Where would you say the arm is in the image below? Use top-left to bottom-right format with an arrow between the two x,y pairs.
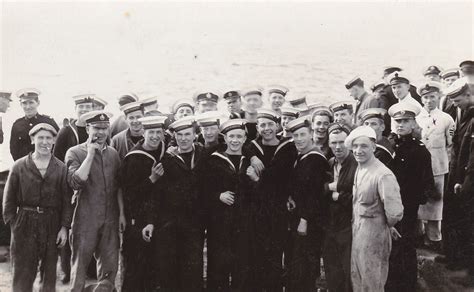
2,164 -> 20,225
445,116 -> 455,161
378,173 -> 403,227
60,166 -> 73,228
9,123 -> 20,161
65,146 -> 96,190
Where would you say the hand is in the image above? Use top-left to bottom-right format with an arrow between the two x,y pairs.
166,146 -> 178,155
149,162 -> 164,183
297,219 -> 307,236
119,214 -> 126,233
142,224 -> 154,242
332,192 -> 340,201
250,156 -> 265,176
86,136 -> 102,155
56,227 -> 68,248
328,182 -> 337,192
220,191 -> 235,206
246,166 -> 259,182
390,227 -> 402,240
287,196 -> 296,212
454,183 -> 462,195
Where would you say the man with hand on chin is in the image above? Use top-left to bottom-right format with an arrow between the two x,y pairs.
347,126 -> 403,292
286,116 -> 329,292
3,123 -> 72,291
65,110 -> 125,292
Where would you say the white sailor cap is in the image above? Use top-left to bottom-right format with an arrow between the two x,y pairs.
16,88 -> 41,100
344,126 -> 376,148
287,95 -> 307,108
0,91 -> 12,101
358,108 -> 387,122
267,85 -> 289,96
242,87 -> 264,97
72,94 -> 96,105
120,101 -> 143,115
29,123 -> 58,137
280,107 -> 299,118
445,77 -> 470,99
171,99 -> 194,114
220,118 -> 247,134
388,102 -> 421,120
286,115 -> 312,133
141,96 -> 158,107
417,81 -> 442,96
118,93 -> 139,106
92,96 -> 108,108
440,68 -> 460,80
329,100 -> 354,113
169,115 -> 196,132
257,108 -> 280,123
138,115 -> 168,129
195,111 -> 228,127
80,110 -> 113,125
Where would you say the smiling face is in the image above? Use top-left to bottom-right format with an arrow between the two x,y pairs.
363,117 -> 385,140
312,114 -> 330,139
281,115 -> 296,128
126,110 -> 144,135
224,128 -> 246,154
31,129 -> 55,155
201,125 -> 220,144
257,118 -> 278,142
144,128 -> 164,149
20,98 -> 40,118
292,127 -> 313,153
269,93 -> 285,111
333,109 -> 353,126
226,98 -> 242,113
86,123 -> 110,145
351,136 -> 376,164
175,127 -> 195,153
443,76 -> 459,87
75,102 -> 94,119
329,131 -> 349,161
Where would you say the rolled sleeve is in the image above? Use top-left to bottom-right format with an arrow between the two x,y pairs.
65,149 -> 87,190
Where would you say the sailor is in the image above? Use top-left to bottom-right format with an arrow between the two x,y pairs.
223,90 -> 244,118
111,101 -> 145,160
277,107 -> 299,139
311,106 -> 334,159
345,76 -> 381,124
110,93 -> 139,137
266,85 -> 289,114
195,92 -> 219,114
329,101 -> 355,130
423,65 -> 442,82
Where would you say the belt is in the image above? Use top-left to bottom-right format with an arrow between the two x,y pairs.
20,206 -> 48,214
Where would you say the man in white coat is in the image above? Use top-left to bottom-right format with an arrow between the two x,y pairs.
347,126 -> 404,292
416,82 -> 455,248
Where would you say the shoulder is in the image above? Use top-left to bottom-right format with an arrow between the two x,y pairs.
11,156 -> 28,170
11,117 -> 25,127
113,129 -> 128,140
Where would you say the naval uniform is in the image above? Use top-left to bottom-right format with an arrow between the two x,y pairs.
10,114 -> 59,161
385,134 -> 435,292
248,136 -> 297,291
121,140 -> 166,291
375,137 -> 395,168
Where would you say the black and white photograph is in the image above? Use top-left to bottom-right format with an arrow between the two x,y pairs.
0,0 -> 473,291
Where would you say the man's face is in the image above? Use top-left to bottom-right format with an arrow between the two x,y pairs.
421,92 -> 440,112
281,115 -> 296,128
200,125 -> 219,144
126,110 -> 144,134
352,136 -> 376,164
443,76 -> 459,87
20,98 -> 40,118
87,123 -> 110,145
292,127 -> 313,152
175,127 -> 195,152
349,86 -> 360,100
257,118 -> 278,142
425,74 -> 441,82
450,91 -> 472,110
224,129 -> 246,153
312,115 -> 330,139
0,97 -> 11,113
329,131 -> 349,161
243,94 -> 263,113
226,98 -> 242,113
333,109 -> 353,126
144,128 -> 164,149
93,103 -> 105,110
391,83 -> 410,100
197,101 -> 217,114
374,87 -> 384,99
393,118 -> 416,136
174,106 -> 193,120
31,130 -> 55,155
269,93 -> 285,111
363,118 -> 384,140
75,103 -> 94,119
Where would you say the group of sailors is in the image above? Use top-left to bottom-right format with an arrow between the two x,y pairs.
0,60 -> 473,292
